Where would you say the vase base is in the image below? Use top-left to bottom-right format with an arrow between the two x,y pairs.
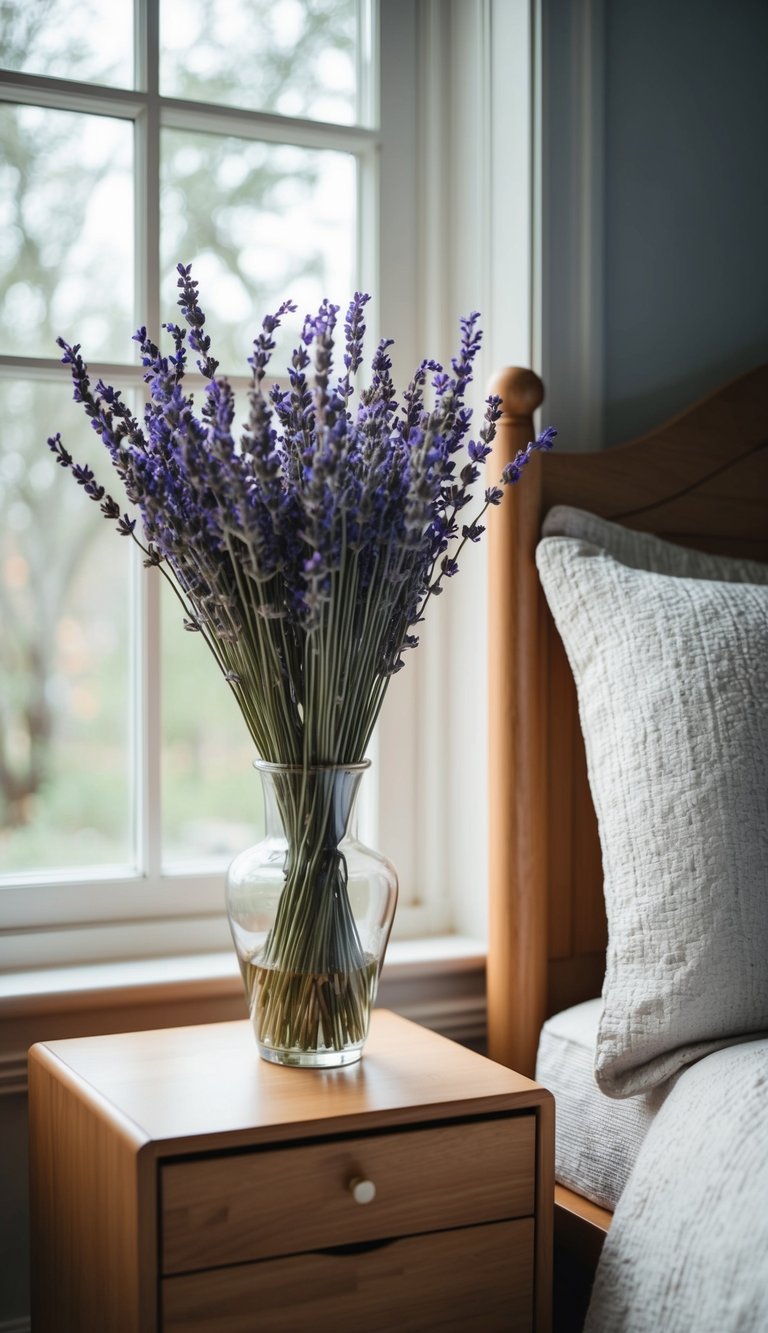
257,1041 -> 364,1069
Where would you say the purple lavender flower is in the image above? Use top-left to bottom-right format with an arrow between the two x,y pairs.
49,264 -> 555,767
501,427 -> 559,485
175,262 -> 219,379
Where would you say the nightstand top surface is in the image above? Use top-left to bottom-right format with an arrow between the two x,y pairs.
30,1009 -> 548,1153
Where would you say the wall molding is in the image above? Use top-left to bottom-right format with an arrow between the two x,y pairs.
0,1318 -> 31,1333
0,1057 -> 27,1099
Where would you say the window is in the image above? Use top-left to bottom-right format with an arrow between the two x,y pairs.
0,0 -> 534,971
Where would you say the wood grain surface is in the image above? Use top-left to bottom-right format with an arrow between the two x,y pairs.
161,1219 -> 536,1333
162,1114 -> 535,1273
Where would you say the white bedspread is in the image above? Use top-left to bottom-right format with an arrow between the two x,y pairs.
585,1038 -> 768,1333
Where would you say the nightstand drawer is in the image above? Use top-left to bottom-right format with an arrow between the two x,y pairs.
162,1218 -> 535,1332
162,1114 -> 535,1274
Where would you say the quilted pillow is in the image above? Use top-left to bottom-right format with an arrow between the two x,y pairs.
542,504 -> 768,583
535,534 -> 768,1097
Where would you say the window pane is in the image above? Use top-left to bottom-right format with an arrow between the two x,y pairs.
0,105 -> 134,361
0,0 -> 133,89
0,380 -> 133,876
161,581 -> 264,870
160,0 -> 358,126
161,129 -> 356,373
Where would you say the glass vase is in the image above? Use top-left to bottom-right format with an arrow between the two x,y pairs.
226,761 -> 398,1068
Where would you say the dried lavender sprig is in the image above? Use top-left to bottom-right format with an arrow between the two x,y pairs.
56,338 -> 148,492
411,419 -> 557,635
47,432 -> 131,530
175,261 -> 219,379
339,291 -> 370,401
501,425 -> 558,483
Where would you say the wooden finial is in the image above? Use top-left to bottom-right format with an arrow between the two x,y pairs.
488,367 -> 544,420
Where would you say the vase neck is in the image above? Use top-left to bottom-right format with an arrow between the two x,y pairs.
257,763 -> 367,846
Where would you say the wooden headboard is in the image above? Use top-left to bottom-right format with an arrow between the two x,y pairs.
486,363 -> 768,1078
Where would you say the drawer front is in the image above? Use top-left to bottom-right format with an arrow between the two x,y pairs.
162,1114 -> 535,1274
162,1217 -> 535,1332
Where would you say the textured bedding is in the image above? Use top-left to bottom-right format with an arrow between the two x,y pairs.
533,506 -> 768,1326
535,1000 -> 673,1210
585,1038 -> 768,1333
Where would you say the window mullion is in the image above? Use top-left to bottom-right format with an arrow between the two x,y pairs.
133,0 -> 162,882
133,551 -> 162,882
134,0 -> 161,339
0,70 -> 142,118
356,0 -> 378,128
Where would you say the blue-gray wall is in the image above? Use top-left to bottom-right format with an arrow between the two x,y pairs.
603,0 -> 768,444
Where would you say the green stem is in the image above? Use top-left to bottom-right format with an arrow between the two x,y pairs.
252,765 -> 371,1053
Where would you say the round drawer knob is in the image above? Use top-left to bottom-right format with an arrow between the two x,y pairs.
349,1177 -> 376,1205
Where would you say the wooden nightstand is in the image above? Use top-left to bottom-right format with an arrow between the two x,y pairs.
29,1009 -> 553,1332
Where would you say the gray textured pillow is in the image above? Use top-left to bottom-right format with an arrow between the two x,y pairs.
536,533 -> 768,1097
542,504 -> 768,583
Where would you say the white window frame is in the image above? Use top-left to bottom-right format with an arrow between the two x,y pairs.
0,0 -> 535,974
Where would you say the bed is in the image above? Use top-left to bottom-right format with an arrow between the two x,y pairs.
485,364 -> 768,1331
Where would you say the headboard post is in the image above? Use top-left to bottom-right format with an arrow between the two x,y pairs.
486,368 -> 548,1076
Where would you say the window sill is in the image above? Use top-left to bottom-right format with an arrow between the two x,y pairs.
0,937 -> 487,1095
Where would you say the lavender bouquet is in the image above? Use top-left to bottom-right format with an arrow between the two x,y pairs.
50,263 -> 555,1058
